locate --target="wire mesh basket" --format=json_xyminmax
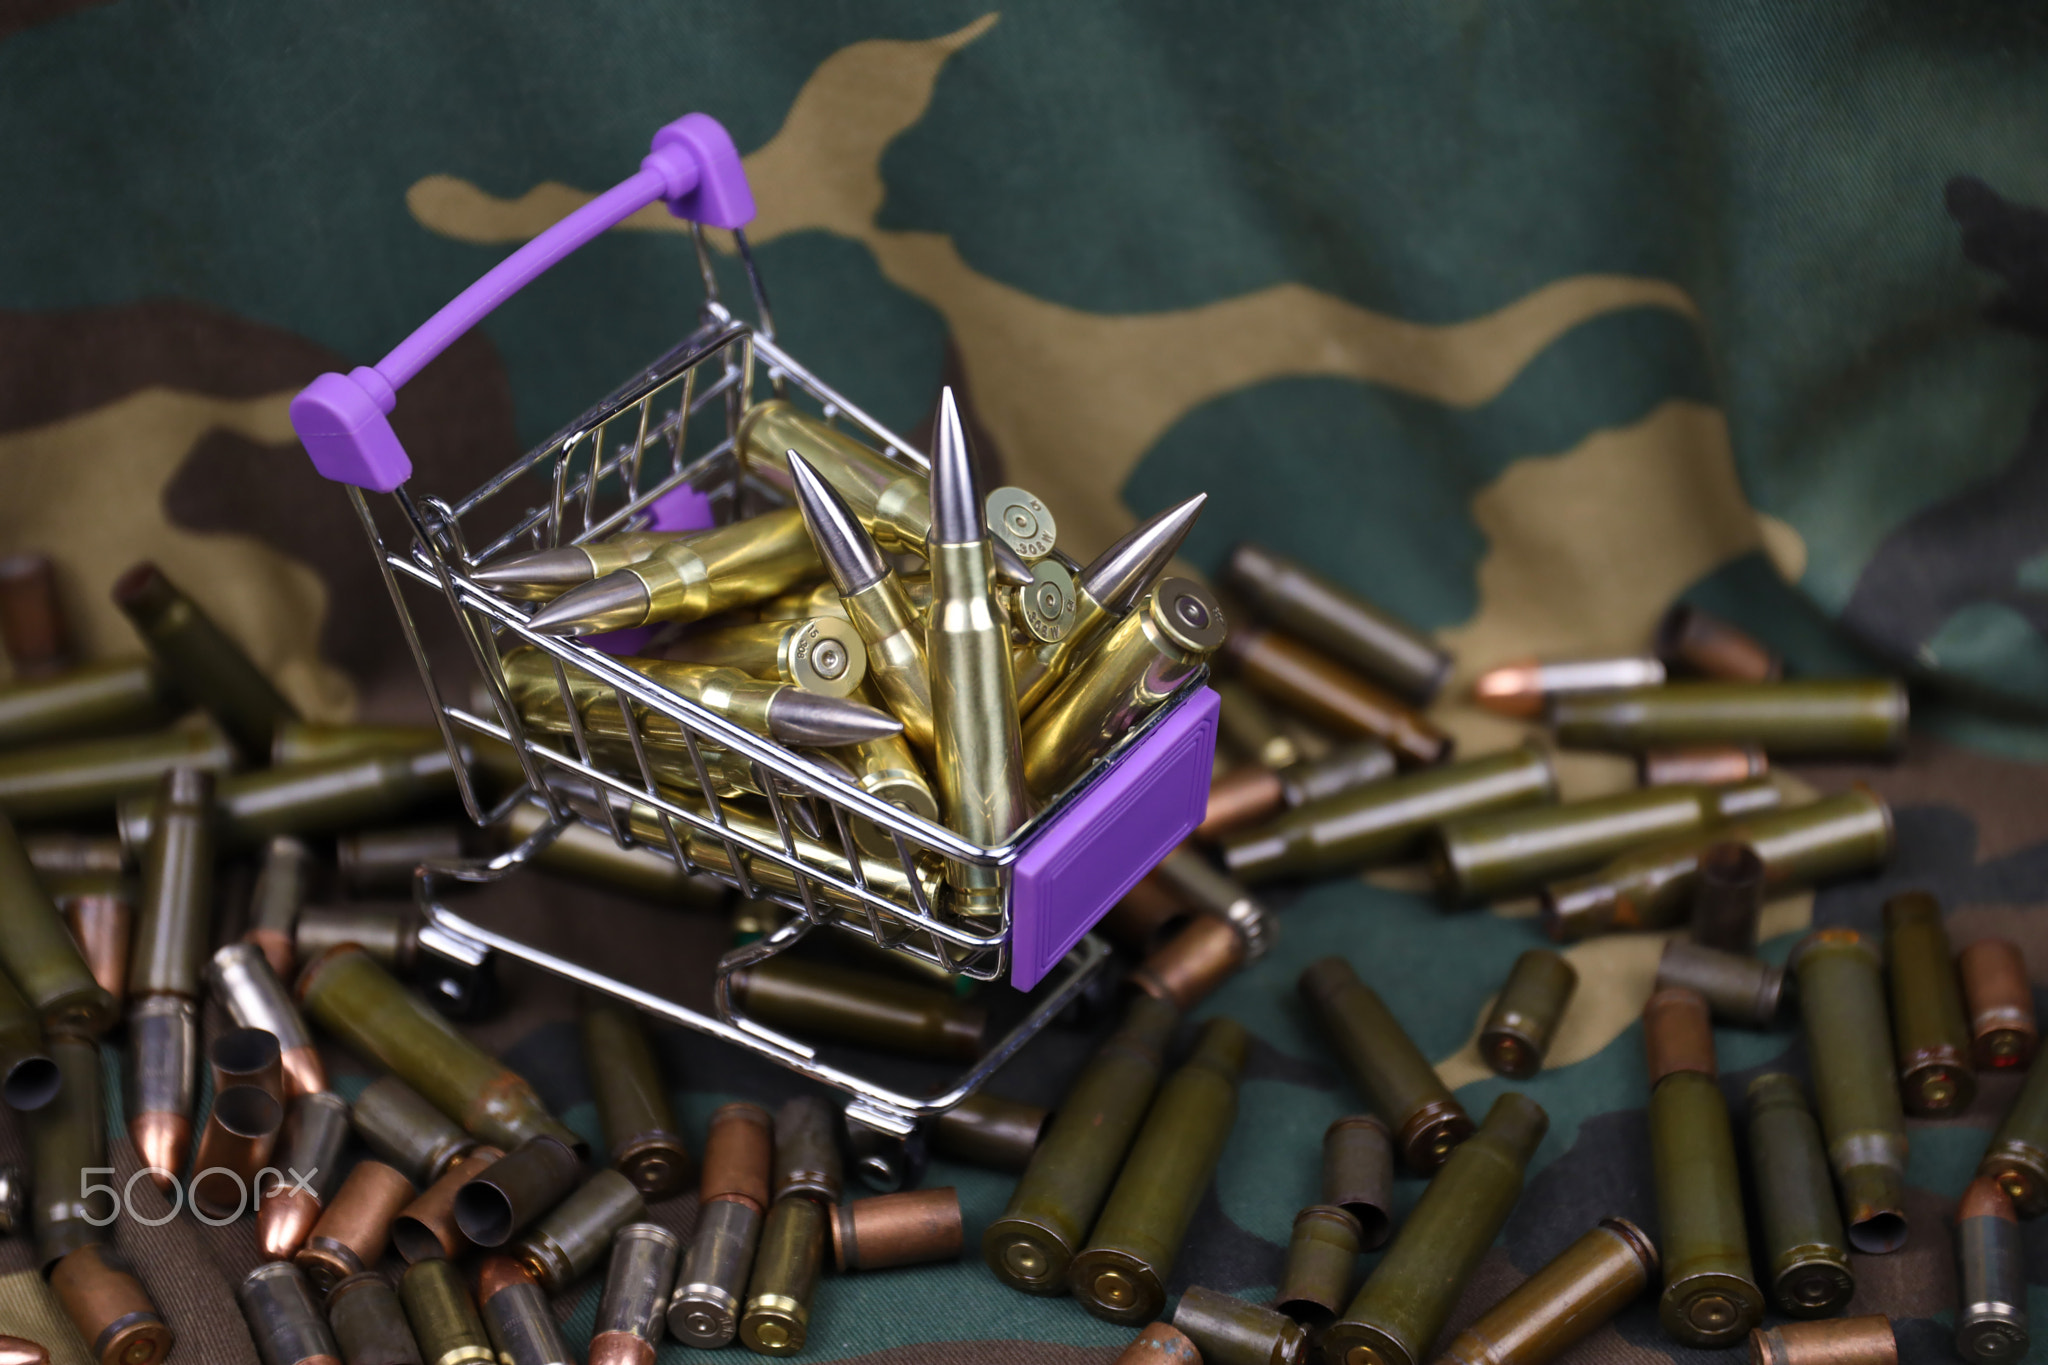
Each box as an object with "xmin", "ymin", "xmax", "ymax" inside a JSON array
[{"xmin": 290, "ymin": 114, "xmax": 1219, "ymax": 1187}]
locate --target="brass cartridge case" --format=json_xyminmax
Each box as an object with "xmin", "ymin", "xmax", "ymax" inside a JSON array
[
  {"xmin": 732, "ymin": 956, "xmax": 985, "ymax": 1063},
  {"xmin": 592, "ymin": 1223, "xmax": 681, "ymax": 1365},
  {"xmin": 1883, "ymin": 891, "xmax": 1976, "ymax": 1114},
  {"xmin": 500, "ymin": 799, "xmax": 725, "ymax": 907},
  {"xmin": 190, "ymin": 1083, "xmax": 286, "ymax": 1220},
  {"xmin": 397, "ymin": 1259, "xmax": 493, "ymax": 1365},
  {"xmin": 0, "ymin": 657, "xmax": 175, "ymax": 751},
  {"xmin": 118, "ymin": 746, "xmax": 457, "ymax": 851},
  {"xmin": 114, "ymin": 561, "xmax": 300, "ymax": 760},
  {"xmin": 1214, "ymin": 676, "xmax": 1302, "ymax": 771},
  {"xmin": 1955, "ymin": 1175, "xmax": 2029, "ymax": 1362},
  {"xmin": 51, "ymin": 1243, "xmax": 173, "ymax": 1365},
  {"xmin": 1222, "ymin": 623, "xmax": 1451, "ymax": 767},
  {"xmin": 337, "ymin": 825, "xmax": 464, "ymax": 895},
  {"xmin": 477, "ymin": 1258, "xmax": 574, "ymax": 1365},
  {"xmin": 128, "ymin": 766, "xmax": 214, "ymax": 1000},
  {"xmin": 0, "ymin": 814, "xmax": 115, "ymax": 1035},
  {"xmin": 1656, "ymin": 603, "xmax": 1782, "ymax": 682},
  {"xmin": 352, "ymin": 1075, "xmax": 480, "ymax": 1186},
  {"xmin": 1298, "ymin": 956, "xmax": 1472, "ymax": 1173},
  {"xmin": 1006, "ymin": 558, "xmax": 1080, "ymax": 644},
  {"xmin": 326, "ymin": 1271, "xmax": 423, "ymax": 1365},
  {"xmin": 297, "ymin": 1159, "xmax": 417, "ymax": 1292},
  {"xmin": 1791, "ymin": 930, "xmax": 1910, "ymax": 1250},
  {"xmin": 830, "ymin": 1186, "xmax": 963, "ymax": 1271},
  {"xmin": 1749, "ymin": 1317, "xmax": 1898, "ymax": 1365},
  {"xmin": 54, "ymin": 878, "xmax": 131, "ymax": 1009},
  {"xmin": 987, "ymin": 485, "xmax": 1058, "ymax": 562},
  {"xmin": 830, "ymin": 713, "xmax": 941, "ymax": 859},
  {"xmin": 843, "ymin": 575, "xmax": 935, "ymax": 755},
  {"xmin": 1224, "ymin": 543, "xmax": 1451, "ymax": 704},
  {"xmin": 1275, "ymin": 1205, "xmax": 1361, "ymax": 1322},
  {"xmin": 1640, "ymin": 744, "xmax": 1770, "ymax": 787},
  {"xmin": 1978, "ymin": 1042, "xmax": 2048, "ymax": 1216},
  {"xmin": 1172, "ymin": 1285, "xmax": 1308, "ymax": 1365},
  {"xmin": 1226, "ymin": 745, "xmax": 1556, "ymax": 884},
  {"xmin": 930, "ymin": 1091, "xmax": 1046, "ymax": 1171},
  {"xmin": 664, "ymin": 615, "xmax": 869, "ymax": 697},
  {"xmin": 1324, "ymin": 1092, "xmax": 1549, "ymax": 1365},
  {"xmin": 1430, "ymin": 779, "xmax": 1779, "ymax": 908},
  {"xmin": 669, "ymin": 1197, "xmax": 763, "ymax": 1348},
  {"xmin": 581, "ymin": 999, "xmax": 690, "ymax": 1198},
  {"xmin": 0, "ymin": 554, "xmax": 70, "ymax": 678},
  {"xmin": 1024, "ymin": 577, "xmax": 1225, "ymax": 798},
  {"xmin": 0, "ymin": 967, "xmax": 56, "ymax": 1111},
  {"xmin": 510, "ymin": 1167, "xmax": 647, "ymax": 1293},
  {"xmin": 1746, "ymin": 1072, "xmax": 1855, "ymax": 1317},
  {"xmin": 1550, "ymin": 679, "xmax": 1908, "ymax": 757},
  {"xmin": 211, "ymin": 942, "xmax": 326, "ymax": 1099},
  {"xmin": 738, "ymin": 399, "xmax": 933, "ymax": 556},
  {"xmin": 1960, "ymin": 938, "xmax": 2036, "ymax": 1071},
  {"xmin": 1480, "ymin": 949, "xmax": 1578, "ymax": 1078},
  {"xmin": 1320, "ymin": 1115, "xmax": 1393, "ymax": 1249},
  {"xmin": 238, "ymin": 1260, "xmax": 337, "ymax": 1365},
  {"xmin": 1543, "ymin": 787, "xmax": 1894, "ymax": 941},
  {"xmin": 299, "ymin": 947, "xmax": 580, "ymax": 1155},
  {"xmin": 537, "ymin": 507, "xmax": 823, "ymax": 635},
  {"xmin": 245, "ymin": 833, "xmax": 312, "ymax": 981},
  {"xmin": 0, "ymin": 716, "xmax": 235, "ymax": 822},
  {"xmin": 1691, "ymin": 840, "xmax": 1766, "ymax": 952},
  {"xmin": 258, "ymin": 1091, "xmax": 354, "ymax": 1260},
  {"xmin": 392, "ymin": 1145, "xmax": 503, "ymax": 1264},
  {"xmin": 1115, "ymin": 1323, "xmax": 1202, "ymax": 1363},
  {"xmin": 1069, "ymin": 1017, "xmax": 1248, "ymax": 1324},
  {"xmin": 30, "ymin": 1030, "xmax": 105, "ymax": 1268},
  {"xmin": 1438, "ymin": 1217, "xmax": 1657, "ymax": 1365},
  {"xmin": 452, "ymin": 1134, "xmax": 582, "ymax": 1249},
  {"xmin": 740, "ymin": 1194, "xmax": 828, "ymax": 1356},
  {"xmin": 1656, "ymin": 940, "xmax": 1785, "ymax": 1027},
  {"xmin": 983, "ymin": 994, "xmax": 1181, "ymax": 1294}
]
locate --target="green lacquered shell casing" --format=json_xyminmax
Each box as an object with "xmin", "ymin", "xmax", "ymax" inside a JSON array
[
  {"xmin": 1172, "ymin": 1285, "xmax": 1309, "ymax": 1364},
  {"xmin": 508, "ymin": 1167, "xmax": 647, "ymax": 1293},
  {"xmin": 983, "ymin": 994, "xmax": 1181, "ymax": 1294},
  {"xmin": 1299, "ymin": 956, "xmax": 1471, "ymax": 1173},
  {"xmin": 0, "ymin": 718, "xmax": 235, "ymax": 821},
  {"xmin": 931, "ymin": 1092, "xmax": 1047, "ymax": 1171},
  {"xmin": 1321, "ymin": 1115, "xmax": 1393, "ymax": 1249},
  {"xmin": 127, "ymin": 767, "xmax": 214, "ymax": 998},
  {"xmin": 1324, "ymin": 1092, "xmax": 1549, "ymax": 1365},
  {"xmin": 1224, "ymin": 744, "xmax": 1556, "ymax": 884},
  {"xmin": 327, "ymin": 1270, "xmax": 425, "ymax": 1365},
  {"xmin": 0, "ymin": 968, "xmax": 58, "ymax": 1112},
  {"xmin": 1656, "ymin": 940, "xmax": 1785, "ymax": 1027},
  {"xmin": 1437, "ymin": 1217, "xmax": 1658, "ymax": 1365},
  {"xmin": 1430, "ymin": 780, "xmax": 1780, "ymax": 907},
  {"xmin": 1882, "ymin": 891, "xmax": 1976, "ymax": 1115},
  {"xmin": 113, "ymin": 561, "xmax": 300, "ymax": 761},
  {"xmin": 0, "ymin": 814, "xmax": 115, "ymax": 1035},
  {"xmin": 453, "ymin": 1135, "xmax": 582, "ymax": 1250},
  {"xmin": 1215, "ymin": 676, "xmax": 1303, "ymax": 770},
  {"xmin": 1548, "ymin": 679, "xmax": 1908, "ymax": 757},
  {"xmin": 582, "ymin": 999, "xmax": 691, "ymax": 1199},
  {"xmin": 298, "ymin": 946, "xmax": 581, "ymax": 1155},
  {"xmin": 0, "ymin": 657, "xmax": 177, "ymax": 751},
  {"xmin": 1275, "ymin": 1205, "xmax": 1361, "ymax": 1323},
  {"xmin": 1791, "ymin": 930, "xmax": 1909, "ymax": 1251},
  {"xmin": 352, "ymin": 1075, "xmax": 477, "ymax": 1186},
  {"xmin": 1977, "ymin": 1043, "xmax": 2048, "ymax": 1217},
  {"xmin": 1480, "ymin": 949, "xmax": 1578, "ymax": 1079},
  {"xmin": 1542, "ymin": 787, "xmax": 1894, "ymax": 941},
  {"xmin": 29, "ymin": 1030, "xmax": 105, "ymax": 1269},
  {"xmin": 1746, "ymin": 1072, "xmax": 1854, "ymax": 1317},
  {"xmin": 731, "ymin": 957, "xmax": 986, "ymax": 1063},
  {"xmin": 118, "ymin": 746, "xmax": 456, "ymax": 852},
  {"xmin": 1069, "ymin": 1017, "xmax": 1248, "ymax": 1324},
  {"xmin": 1652, "ymin": 1069, "xmax": 1763, "ymax": 1346},
  {"xmin": 398, "ymin": 1257, "xmax": 493, "ymax": 1365},
  {"xmin": 1224, "ymin": 544, "xmax": 1452, "ymax": 705}
]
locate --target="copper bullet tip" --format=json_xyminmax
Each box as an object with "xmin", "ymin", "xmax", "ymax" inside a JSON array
[
  {"xmin": 1958, "ymin": 1173, "xmax": 2018, "ymax": 1224},
  {"xmin": 256, "ymin": 1186, "xmax": 323, "ymax": 1259},
  {"xmin": 587, "ymin": 1332, "xmax": 656, "ymax": 1365},
  {"xmin": 279, "ymin": 1046, "xmax": 328, "ymax": 1102},
  {"xmin": 244, "ymin": 928, "xmax": 294, "ymax": 984},
  {"xmin": 0, "ymin": 1335, "xmax": 50, "ymax": 1365},
  {"xmin": 130, "ymin": 1113, "xmax": 191, "ymax": 1190},
  {"xmin": 1471, "ymin": 660, "xmax": 1544, "ymax": 717},
  {"xmin": 475, "ymin": 1255, "xmax": 532, "ymax": 1304}
]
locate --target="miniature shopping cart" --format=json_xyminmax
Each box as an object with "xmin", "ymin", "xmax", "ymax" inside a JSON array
[{"xmin": 290, "ymin": 114, "xmax": 1220, "ymax": 1188}]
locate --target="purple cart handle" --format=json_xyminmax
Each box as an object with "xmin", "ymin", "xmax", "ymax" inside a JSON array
[{"xmin": 291, "ymin": 114, "xmax": 755, "ymax": 492}]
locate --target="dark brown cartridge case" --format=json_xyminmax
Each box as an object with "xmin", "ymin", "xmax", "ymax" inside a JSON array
[
  {"xmin": 1691, "ymin": 841, "xmax": 1767, "ymax": 952},
  {"xmin": 190, "ymin": 1083, "xmax": 286, "ymax": 1220},
  {"xmin": 772, "ymin": 1094, "xmax": 843, "ymax": 1206},
  {"xmin": 0, "ymin": 657, "xmax": 175, "ymax": 751},
  {"xmin": 1320, "ymin": 1115, "xmax": 1393, "ymax": 1249},
  {"xmin": 1222, "ymin": 622, "xmax": 1451, "ymax": 767},
  {"xmin": 983, "ymin": 994, "xmax": 1181, "ymax": 1294},
  {"xmin": 0, "ymin": 553, "xmax": 70, "ymax": 678},
  {"xmin": 1960, "ymin": 938, "xmax": 2036, "ymax": 1071},
  {"xmin": 1275, "ymin": 1205, "xmax": 1360, "ymax": 1323},
  {"xmin": 114, "ymin": 561, "xmax": 300, "ymax": 761},
  {"xmin": 1549, "ymin": 678, "xmax": 1907, "ymax": 757},
  {"xmin": 1748, "ymin": 1316, "xmax": 1898, "ymax": 1365},
  {"xmin": 1171, "ymin": 1285, "xmax": 1308, "ymax": 1365},
  {"xmin": 1437, "ymin": 1217, "xmax": 1658, "ymax": 1365},
  {"xmin": 930, "ymin": 1091, "xmax": 1047, "ymax": 1171},
  {"xmin": 296, "ymin": 1159, "xmax": 417, "ymax": 1293},
  {"xmin": 1480, "ymin": 949, "xmax": 1577, "ymax": 1079},
  {"xmin": 1299, "ymin": 956, "xmax": 1471, "ymax": 1173},
  {"xmin": 397, "ymin": 1259, "xmax": 492, "ymax": 1365},
  {"xmin": 326, "ymin": 1271, "xmax": 424, "ymax": 1365},
  {"xmin": 831, "ymin": 1186, "xmax": 963, "ymax": 1271},
  {"xmin": 592, "ymin": 1222, "xmax": 681, "ymax": 1365},
  {"xmin": 1746, "ymin": 1072, "xmax": 1855, "ymax": 1318},
  {"xmin": 351, "ymin": 1074, "xmax": 480, "ymax": 1186},
  {"xmin": 731, "ymin": 957, "xmax": 985, "ymax": 1063},
  {"xmin": 452, "ymin": 1134, "xmax": 582, "ymax": 1250},
  {"xmin": 391, "ymin": 1145, "xmax": 503, "ymax": 1264},
  {"xmin": 0, "ymin": 814, "xmax": 115, "ymax": 1035},
  {"xmin": 1883, "ymin": 891, "xmax": 1977, "ymax": 1115},
  {"xmin": 52, "ymin": 1243, "xmax": 172, "ymax": 1365},
  {"xmin": 1323, "ymin": 1093, "xmax": 1549, "ymax": 1365},
  {"xmin": 581, "ymin": 998, "xmax": 690, "ymax": 1199},
  {"xmin": 1224, "ymin": 543, "xmax": 1452, "ymax": 704},
  {"xmin": 1069, "ymin": 1017, "xmax": 1248, "ymax": 1324},
  {"xmin": 1955, "ymin": 1175, "xmax": 2029, "ymax": 1363},
  {"xmin": 1655, "ymin": 940, "xmax": 1785, "ymax": 1027},
  {"xmin": 237, "ymin": 1260, "xmax": 337, "ymax": 1365},
  {"xmin": 1791, "ymin": 930, "xmax": 1909, "ymax": 1251},
  {"xmin": 1978, "ymin": 1043, "xmax": 2048, "ymax": 1216},
  {"xmin": 1655, "ymin": 604, "xmax": 1782, "ymax": 682},
  {"xmin": 477, "ymin": 1257, "xmax": 574, "ymax": 1365}
]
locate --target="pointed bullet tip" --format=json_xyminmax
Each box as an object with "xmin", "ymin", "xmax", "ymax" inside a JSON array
[
  {"xmin": 257, "ymin": 1188, "xmax": 323, "ymax": 1259},
  {"xmin": 767, "ymin": 691, "xmax": 906, "ymax": 747},
  {"xmin": 788, "ymin": 452, "xmax": 887, "ymax": 593},
  {"xmin": 1080, "ymin": 492, "xmax": 1209, "ymax": 616},
  {"xmin": 929, "ymin": 386, "xmax": 983, "ymax": 544},
  {"xmin": 526, "ymin": 572, "xmax": 651, "ymax": 635},
  {"xmin": 131, "ymin": 1113, "xmax": 191, "ymax": 1189}
]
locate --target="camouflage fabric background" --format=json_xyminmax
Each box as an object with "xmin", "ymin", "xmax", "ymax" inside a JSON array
[{"xmin": 0, "ymin": 4, "xmax": 2045, "ymax": 1362}]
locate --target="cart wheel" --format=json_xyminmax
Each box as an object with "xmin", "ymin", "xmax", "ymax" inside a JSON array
[{"xmin": 844, "ymin": 1100, "xmax": 928, "ymax": 1193}]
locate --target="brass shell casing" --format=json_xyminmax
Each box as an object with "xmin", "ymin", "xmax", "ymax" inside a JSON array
[
  {"xmin": 842, "ymin": 574, "xmax": 935, "ymax": 754},
  {"xmin": 740, "ymin": 1196, "xmax": 828, "ymax": 1356},
  {"xmin": 664, "ymin": 616, "xmax": 868, "ymax": 697}
]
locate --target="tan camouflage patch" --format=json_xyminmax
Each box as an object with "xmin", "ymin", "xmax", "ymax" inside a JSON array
[{"xmin": 0, "ymin": 1267, "xmax": 90, "ymax": 1365}]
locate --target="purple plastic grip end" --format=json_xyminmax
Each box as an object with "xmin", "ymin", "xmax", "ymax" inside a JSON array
[
  {"xmin": 648, "ymin": 114, "xmax": 755, "ymax": 229},
  {"xmin": 1008, "ymin": 687, "xmax": 1220, "ymax": 991},
  {"xmin": 290, "ymin": 367, "xmax": 411, "ymax": 492}
]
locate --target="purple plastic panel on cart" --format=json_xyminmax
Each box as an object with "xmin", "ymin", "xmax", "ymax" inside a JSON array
[
  {"xmin": 1009, "ymin": 686, "xmax": 1220, "ymax": 991},
  {"xmin": 585, "ymin": 482, "xmax": 717, "ymax": 655}
]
